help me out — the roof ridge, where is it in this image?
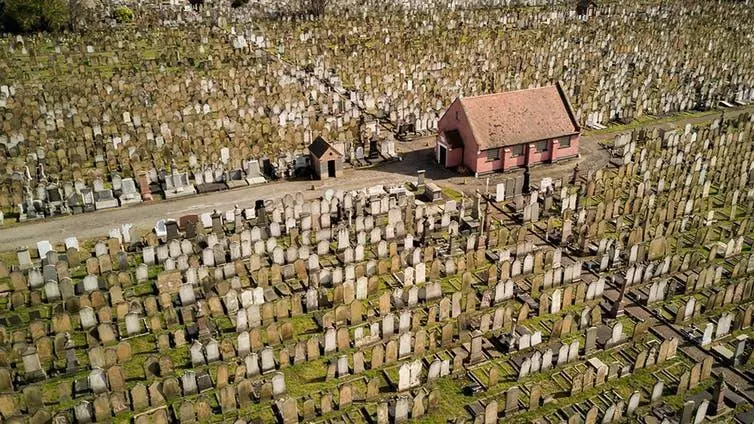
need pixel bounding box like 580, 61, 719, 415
459, 84, 555, 102
456, 84, 579, 150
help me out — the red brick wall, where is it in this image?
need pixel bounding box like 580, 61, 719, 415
435, 133, 465, 167
527, 142, 551, 164
502, 146, 527, 171
474, 134, 579, 174
436, 100, 480, 170
471, 149, 503, 174
555, 134, 580, 159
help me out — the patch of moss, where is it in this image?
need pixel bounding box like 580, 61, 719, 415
129, 334, 157, 354
416, 376, 471, 421
441, 186, 463, 201
290, 314, 318, 336
131, 282, 155, 297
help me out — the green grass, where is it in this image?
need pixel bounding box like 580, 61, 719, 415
280, 360, 329, 397
0, 251, 17, 267
129, 334, 158, 354
441, 186, 463, 201
131, 282, 155, 297
290, 315, 318, 335
587, 106, 750, 139
413, 376, 471, 422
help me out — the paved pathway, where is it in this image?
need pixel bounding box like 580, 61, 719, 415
2, 105, 753, 248
0, 165, 416, 247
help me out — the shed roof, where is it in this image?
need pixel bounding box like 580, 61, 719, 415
308, 136, 342, 159
457, 82, 580, 150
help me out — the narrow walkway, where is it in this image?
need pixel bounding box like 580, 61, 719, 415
1, 100, 752, 249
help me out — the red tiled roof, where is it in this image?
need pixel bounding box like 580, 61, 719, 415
459, 83, 580, 150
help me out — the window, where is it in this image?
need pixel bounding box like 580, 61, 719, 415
510, 144, 524, 157
559, 137, 571, 149
485, 148, 500, 162
535, 141, 549, 152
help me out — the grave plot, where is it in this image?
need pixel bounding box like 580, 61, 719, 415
4, 0, 754, 220
261, 0, 754, 137
0, 9, 385, 215
0, 112, 751, 424
1, 1, 754, 423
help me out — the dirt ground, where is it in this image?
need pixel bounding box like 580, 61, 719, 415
1, 105, 752, 248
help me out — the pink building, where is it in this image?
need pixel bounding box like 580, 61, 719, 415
435, 82, 581, 176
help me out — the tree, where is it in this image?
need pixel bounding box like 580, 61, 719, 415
113, 6, 133, 23
1, 0, 69, 33
2, 0, 42, 32
68, 0, 84, 31
42, 0, 70, 31
302, 0, 327, 16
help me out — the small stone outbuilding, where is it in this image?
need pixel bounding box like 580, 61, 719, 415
309, 136, 343, 180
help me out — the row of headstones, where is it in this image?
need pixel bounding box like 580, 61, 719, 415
536, 270, 595, 314
16, 250, 482, 356
702, 278, 754, 317
642, 149, 751, 212
515, 337, 586, 380
346, 308, 512, 375
72, 190, 465, 278
562, 361, 706, 424
35, 269, 434, 354
698, 311, 737, 348
34, 260, 514, 361
548, 303, 603, 341
0, 36, 355, 171
631, 254, 739, 303
596, 228, 723, 277
227, 297, 514, 387
264, 0, 752, 126
138, 207, 468, 273
183, 316, 465, 402
71, 369, 286, 423
147, 217, 457, 269
2, 0, 748, 187
162, 243, 460, 307
569, 147, 746, 225
309, 295, 474, 363
272, 371, 413, 424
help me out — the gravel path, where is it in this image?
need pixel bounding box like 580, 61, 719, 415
2, 105, 752, 248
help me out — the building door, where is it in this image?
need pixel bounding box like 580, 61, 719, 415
327, 160, 336, 178
439, 146, 447, 167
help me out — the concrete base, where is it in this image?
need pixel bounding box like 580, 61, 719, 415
196, 183, 227, 194
119, 195, 143, 206
164, 185, 197, 199
246, 177, 266, 186
25, 370, 47, 382
95, 199, 119, 210
18, 215, 44, 223
226, 180, 249, 189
